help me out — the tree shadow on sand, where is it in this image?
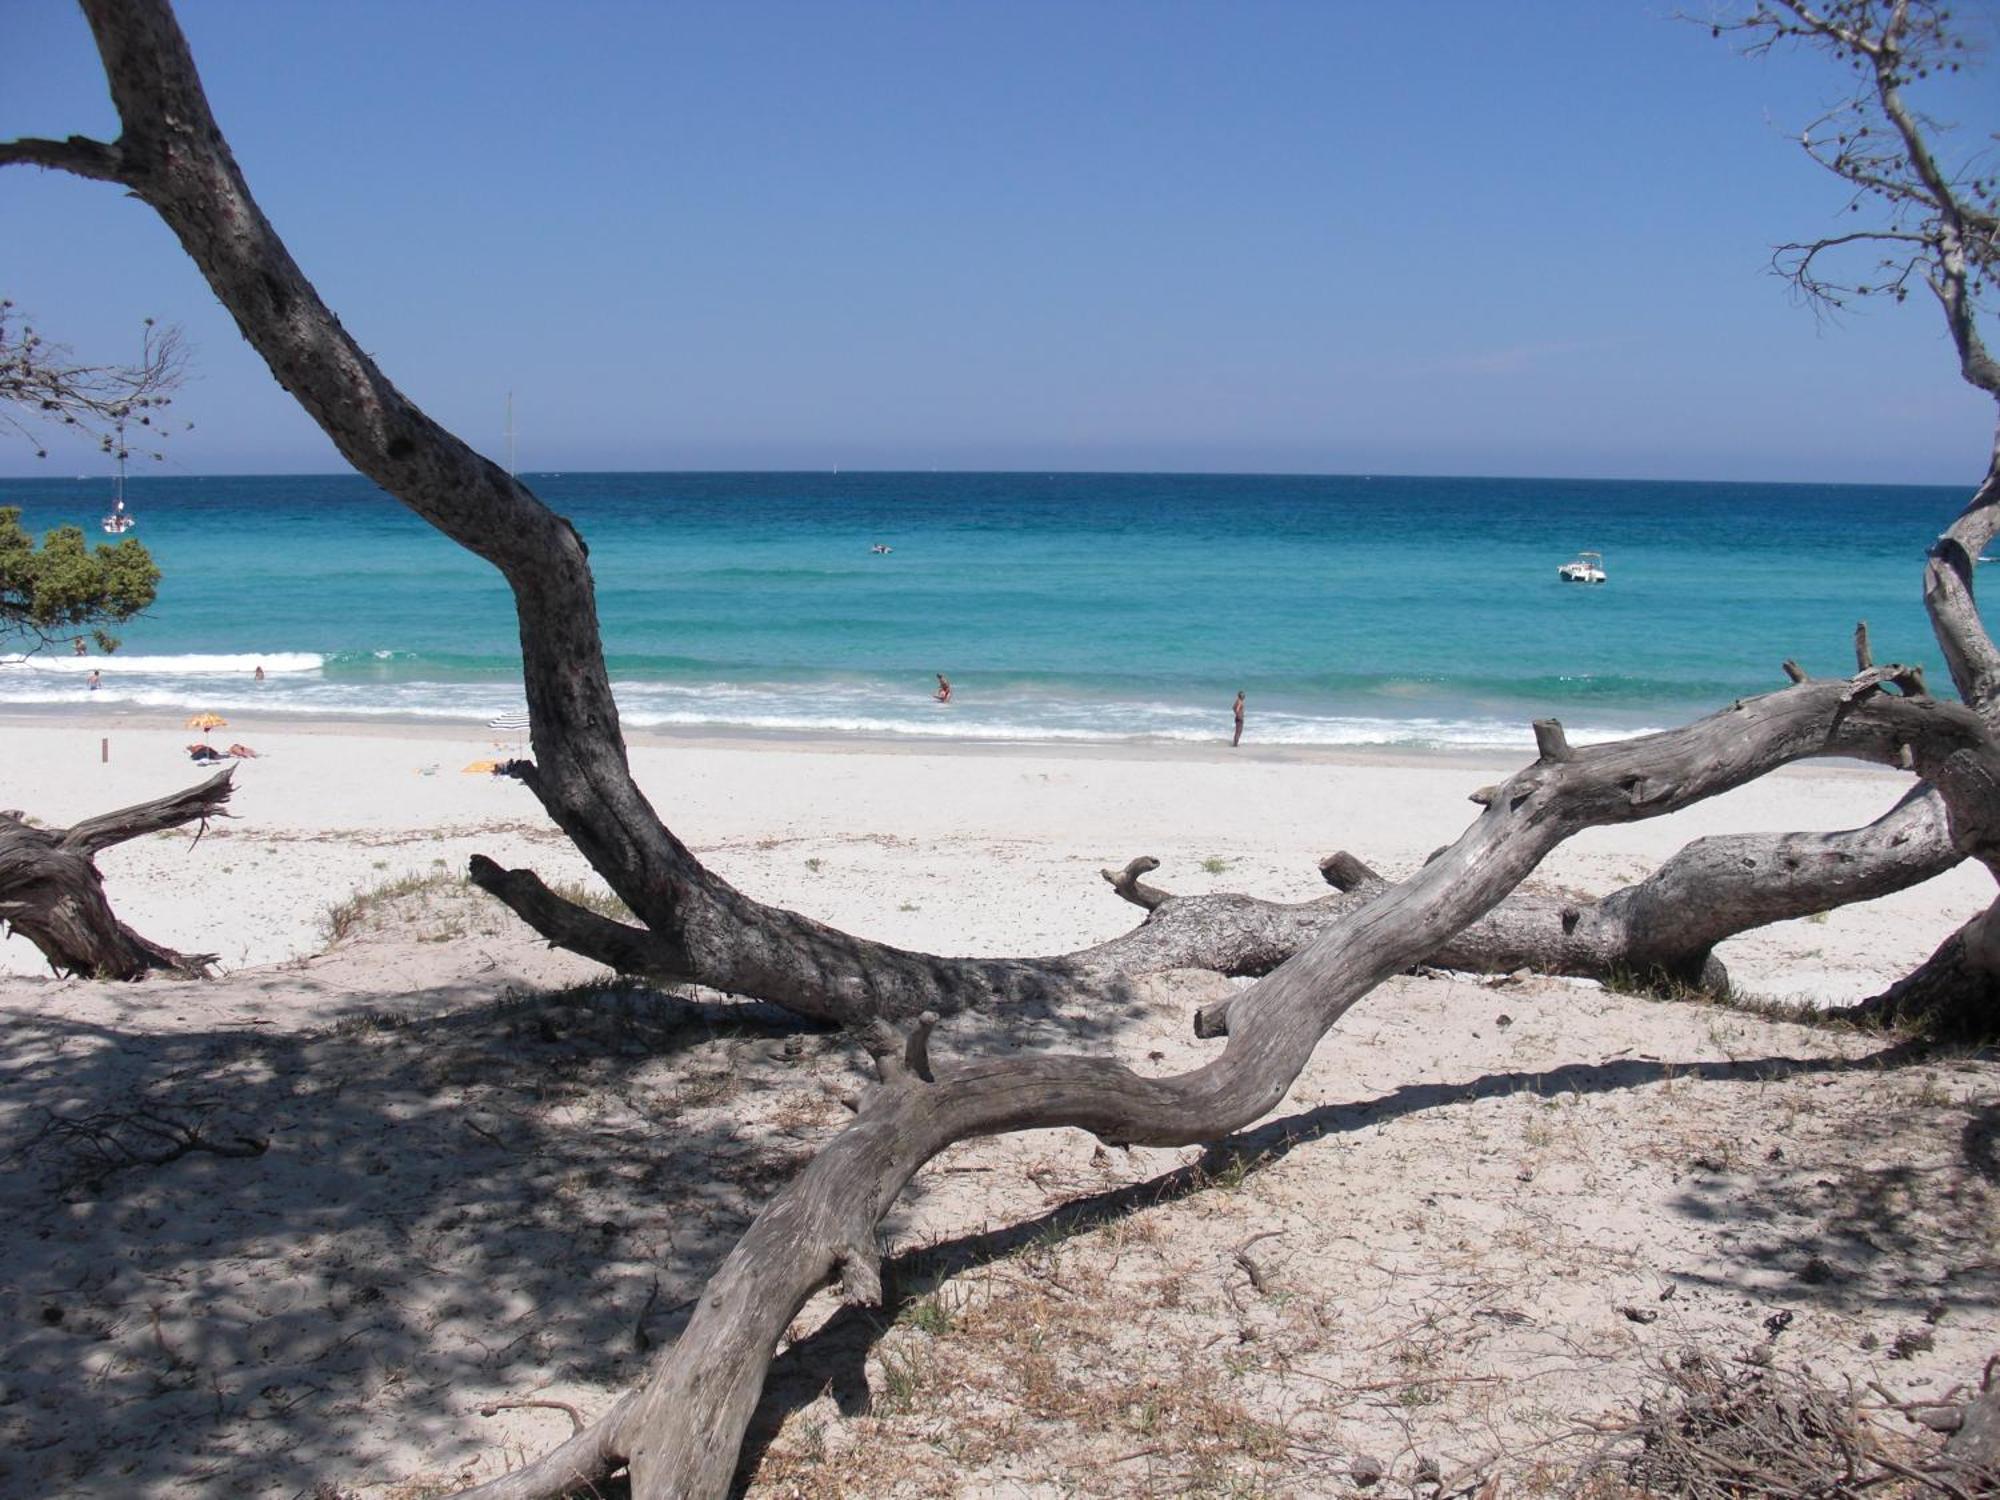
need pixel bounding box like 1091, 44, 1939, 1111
0, 920, 1168, 1500
3, 958, 1990, 1498
738, 1038, 2000, 1484
0, 973, 831, 1498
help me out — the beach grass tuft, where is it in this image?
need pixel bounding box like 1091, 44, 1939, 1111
322, 869, 470, 945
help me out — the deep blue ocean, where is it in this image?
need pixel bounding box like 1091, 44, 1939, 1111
0, 470, 1978, 751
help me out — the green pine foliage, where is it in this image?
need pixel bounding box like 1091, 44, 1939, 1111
0, 505, 159, 653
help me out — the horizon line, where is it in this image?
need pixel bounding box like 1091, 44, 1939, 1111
0, 465, 1971, 493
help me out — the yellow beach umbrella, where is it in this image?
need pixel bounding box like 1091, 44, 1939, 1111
186, 712, 227, 733
461, 759, 500, 775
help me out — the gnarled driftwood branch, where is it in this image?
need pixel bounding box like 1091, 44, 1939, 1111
0, 767, 232, 978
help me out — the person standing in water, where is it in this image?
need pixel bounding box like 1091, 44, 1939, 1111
935, 673, 953, 704
1232, 690, 1245, 747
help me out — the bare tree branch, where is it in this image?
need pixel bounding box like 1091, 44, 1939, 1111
0, 769, 232, 978
462, 670, 1998, 1500
0, 300, 189, 461
12, 7, 1998, 1492
1748, 0, 2000, 394
0, 133, 125, 182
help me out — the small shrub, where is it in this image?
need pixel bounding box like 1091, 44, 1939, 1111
873, 1342, 933, 1414
322, 869, 467, 944
897, 1293, 956, 1337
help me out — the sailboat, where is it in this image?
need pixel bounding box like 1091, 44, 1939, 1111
100, 451, 135, 534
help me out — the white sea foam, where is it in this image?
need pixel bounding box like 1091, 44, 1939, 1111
0, 660, 1664, 752
613, 705, 1658, 749
0, 651, 324, 676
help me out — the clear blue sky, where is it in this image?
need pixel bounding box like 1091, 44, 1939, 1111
2, 0, 1994, 482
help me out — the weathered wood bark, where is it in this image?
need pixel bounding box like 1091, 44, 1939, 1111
1839, 568, 2000, 1035
9, 6, 2000, 1494
462, 670, 1999, 1500
0, 769, 231, 978
1092, 778, 1959, 1038
475, 758, 1965, 1029
10, 0, 1991, 1038
1841, 903, 2000, 1037
1, 0, 1092, 1032
1946, 1356, 2000, 1476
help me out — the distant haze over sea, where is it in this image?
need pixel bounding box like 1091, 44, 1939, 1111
0, 471, 1974, 752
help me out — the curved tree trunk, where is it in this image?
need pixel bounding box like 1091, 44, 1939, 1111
1946, 1356, 2000, 1476
465, 669, 2000, 1500
0, 769, 232, 978
1838, 649, 2000, 1036
1098, 778, 1962, 1038
474, 766, 1966, 1031
1839, 902, 2000, 1037
4, 0, 1987, 1037
8, 6, 2000, 1496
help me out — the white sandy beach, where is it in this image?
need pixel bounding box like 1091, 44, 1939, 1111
2, 708, 1995, 1496
0, 708, 1986, 999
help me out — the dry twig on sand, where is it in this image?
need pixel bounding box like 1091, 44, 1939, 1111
1573, 1348, 2000, 1499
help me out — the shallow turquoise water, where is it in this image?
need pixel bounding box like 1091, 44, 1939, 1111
0, 469, 1976, 750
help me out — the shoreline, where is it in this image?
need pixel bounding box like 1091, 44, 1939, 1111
0, 701, 1881, 776
0, 700, 1537, 770
0, 678, 1681, 760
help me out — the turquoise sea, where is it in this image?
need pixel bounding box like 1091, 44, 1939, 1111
0, 470, 1978, 751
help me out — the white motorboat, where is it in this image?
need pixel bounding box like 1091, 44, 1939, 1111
101, 452, 135, 534
1557, 550, 1605, 584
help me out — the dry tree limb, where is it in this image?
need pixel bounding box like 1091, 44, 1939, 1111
1534, 718, 1575, 763
28, 0, 1995, 1039
21, 1099, 267, 1187
12, 9, 1998, 1497
0, 767, 233, 978
1100, 855, 1169, 911
1944, 1353, 2000, 1474
1195, 778, 1964, 1036
459, 675, 1997, 1500
1319, 851, 1385, 892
